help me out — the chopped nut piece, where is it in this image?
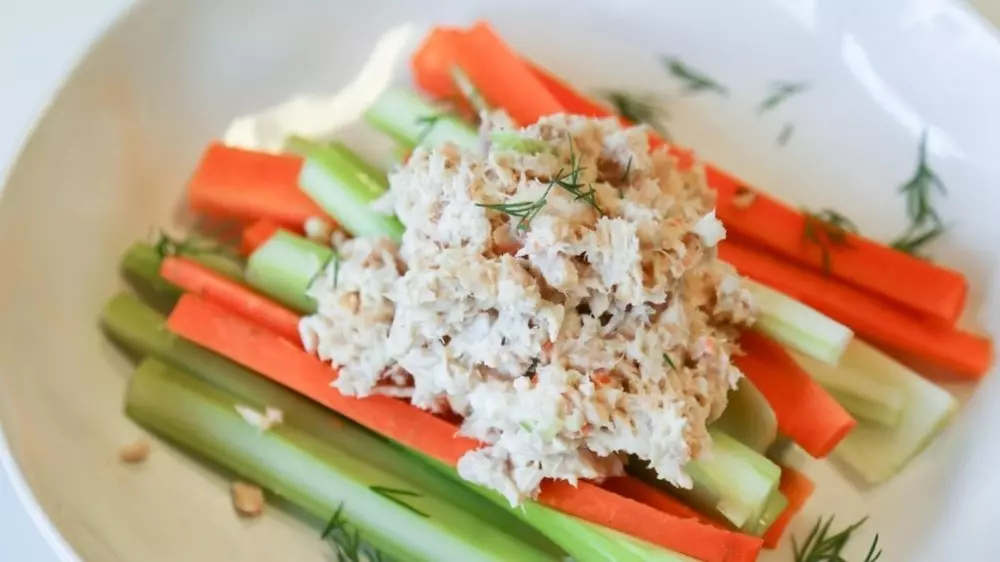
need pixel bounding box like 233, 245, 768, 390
119, 438, 151, 464
231, 481, 265, 517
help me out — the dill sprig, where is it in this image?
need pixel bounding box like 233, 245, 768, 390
553, 135, 604, 214
776, 123, 795, 147
793, 515, 882, 562
759, 81, 810, 113
370, 486, 429, 518
321, 504, 387, 562
477, 135, 603, 230
153, 230, 239, 260
477, 182, 555, 231
600, 90, 673, 140
662, 353, 677, 372
889, 131, 947, 257
661, 57, 728, 96
803, 208, 859, 275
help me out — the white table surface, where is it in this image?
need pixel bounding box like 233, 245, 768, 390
1, 0, 999, 560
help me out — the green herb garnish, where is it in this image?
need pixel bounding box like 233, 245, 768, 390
370, 486, 429, 518
662, 57, 728, 96
321, 504, 387, 562
759, 81, 810, 113
662, 353, 677, 372
478, 135, 602, 229
153, 230, 239, 261
554, 135, 604, 214
600, 90, 673, 140
793, 516, 882, 562
803, 209, 858, 275
889, 131, 947, 257
776, 123, 795, 147
477, 182, 555, 231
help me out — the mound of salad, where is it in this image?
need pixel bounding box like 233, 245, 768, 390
102, 20, 992, 562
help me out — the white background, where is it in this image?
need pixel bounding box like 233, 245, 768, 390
1, 0, 999, 560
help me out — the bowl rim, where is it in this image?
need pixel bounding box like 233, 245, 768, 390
0, 1, 137, 560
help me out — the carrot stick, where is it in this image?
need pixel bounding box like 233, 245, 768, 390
736, 331, 856, 458
721, 241, 992, 380
412, 22, 564, 127
520, 57, 967, 324
411, 27, 466, 100
602, 476, 722, 527
159, 257, 300, 343
188, 143, 326, 230
167, 294, 761, 562
762, 467, 815, 549
241, 219, 283, 256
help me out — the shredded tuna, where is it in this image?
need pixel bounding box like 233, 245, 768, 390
302, 114, 756, 504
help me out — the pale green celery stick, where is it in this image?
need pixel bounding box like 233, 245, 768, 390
120, 242, 183, 314
246, 229, 332, 313
406, 449, 695, 562
365, 88, 479, 150
745, 279, 853, 365
450, 66, 490, 114
102, 292, 562, 558
298, 142, 404, 240
712, 378, 777, 454
743, 488, 787, 536
790, 349, 905, 427
283, 136, 386, 181
490, 131, 552, 154
831, 340, 957, 484
636, 429, 781, 529
127, 359, 557, 562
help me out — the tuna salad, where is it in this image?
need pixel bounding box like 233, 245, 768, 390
299, 113, 757, 504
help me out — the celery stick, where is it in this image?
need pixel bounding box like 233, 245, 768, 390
246, 229, 332, 314
743, 488, 787, 536
120, 242, 183, 314
365, 88, 479, 150
127, 359, 557, 562
790, 349, 905, 427
490, 131, 552, 154
831, 340, 957, 484
633, 429, 781, 529
745, 279, 853, 365
298, 143, 405, 240
103, 292, 562, 558
712, 378, 777, 454
284, 136, 386, 181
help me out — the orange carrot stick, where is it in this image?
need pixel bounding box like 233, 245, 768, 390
721, 241, 992, 380
188, 143, 326, 230
167, 294, 761, 562
160, 257, 300, 343
736, 331, 856, 458
411, 27, 466, 100
240, 219, 283, 256
762, 467, 815, 549
520, 56, 967, 324
413, 22, 564, 127
602, 476, 722, 527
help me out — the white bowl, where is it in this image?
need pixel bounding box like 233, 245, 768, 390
2, 0, 1000, 560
